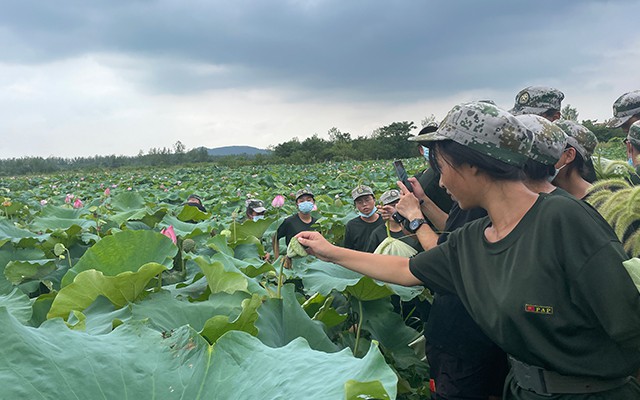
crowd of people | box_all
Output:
[188,87,640,399]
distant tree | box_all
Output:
[372,121,417,159]
[562,104,579,121]
[174,141,186,154]
[421,114,438,127]
[328,127,352,142]
[581,119,625,143]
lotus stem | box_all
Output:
[353,299,363,356]
[276,257,284,299]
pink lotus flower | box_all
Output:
[104,187,111,196]
[312,204,318,211]
[271,194,285,208]
[40,199,47,206]
[161,225,177,244]
[127,187,132,191]
[73,198,83,209]
[65,194,74,204]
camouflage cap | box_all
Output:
[553,120,598,159]
[515,114,568,165]
[509,86,564,116]
[380,189,401,205]
[245,199,266,213]
[628,120,640,147]
[607,90,640,128]
[351,185,374,201]
[410,101,533,167]
[295,188,314,200]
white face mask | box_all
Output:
[252,215,265,222]
[547,164,566,182]
[358,206,378,218]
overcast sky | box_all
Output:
[1,0,639,159]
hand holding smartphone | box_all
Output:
[393,160,413,193]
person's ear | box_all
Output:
[565,147,577,163]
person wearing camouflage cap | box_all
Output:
[343,184,384,251]
[365,189,422,253]
[625,120,640,184]
[272,187,318,260]
[509,86,565,121]
[515,114,568,194]
[607,90,640,133]
[296,100,640,398]
[245,199,267,222]
[552,120,598,199]
[184,194,206,213]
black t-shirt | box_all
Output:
[276,213,317,245]
[365,223,423,253]
[343,215,385,251]
[410,193,640,378]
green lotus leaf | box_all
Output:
[0,308,397,399]
[110,191,146,211]
[345,379,391,400]
[0,220,48,247]
[255,283,338,353]
[0,244,47,294]
[200,294,262,344]
[300,258,423,301]
[228,217,274,242]
[304,293,348,329]
[177,204,209,222]
[194,257,249,295]
[0,288,32,324]
[48,262,167,320]
[131,290,250,333]
[4,259,58,285]
[162,215,211,237]
[61,229,177,287]
[205,253,268,295]
[31,205,96,231]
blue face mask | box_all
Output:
[628,157,635,167]
[297,201,314,214]
[358,206,378,218]
[252,215,265,222]
[421,146,430,161]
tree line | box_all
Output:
[0,111,625,177]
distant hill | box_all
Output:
[206,146,271,156]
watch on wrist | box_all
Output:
[408,218,427,233]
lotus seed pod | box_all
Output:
[54,243,67,257]
[182,238,196,252]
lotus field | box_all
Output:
[0,158,436,399]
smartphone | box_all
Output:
[393,160,413,192]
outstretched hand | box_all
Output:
[295,231,336,262]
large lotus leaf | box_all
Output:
[206,234,234,256]
[206,253,267,295]
[300,258,424,301]
[48,262,167,320]
[80,296,131,334]
[345,380,392,400]
[255,283,338,353]
[0,219,48,247]
[194,257,249,295]
[228,217,274,242]
[0,308,396,399]
[61,229,177,287]
[303,293,348,329]
[131,290,250,332]
[200,294,262,344]
[109,191,146,211]
[161,215,211,237]
[0,244,46,294]
[232,236,264,259]
[30,205,96,231]
[176,204,209,222]
[361,299,426,370]
[4,259,58,285]
[0,288,32,324]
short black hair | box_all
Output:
[565,147,596,183]
[523,159,556,181]
[428,140,524,181]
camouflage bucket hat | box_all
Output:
[351,185,374,201]
[553,120,598,159]
[628,121,640,147]
[607,90,640,128]
[380,189,401,205]
[515,114,568,165]
[246,199,266,213]
[413,101,533,167]
[295,188,314,200]
[509,86,564,116]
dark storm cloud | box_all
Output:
[0,0,636,100]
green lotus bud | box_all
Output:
[220,229,232,237]
[54,243,67,257]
